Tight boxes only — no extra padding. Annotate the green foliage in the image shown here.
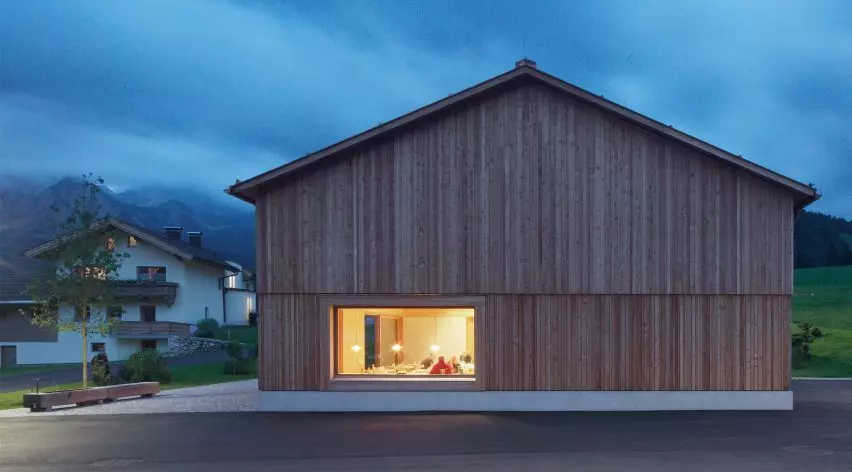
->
[224,341,243,359]
[195,318,220,338]
[24,174,128,337]
[792,266,852,377]
[22,174,128,388]
[795,211,852,268]
[223,341,254,375]
[91,352,112,386]
[791,321,824,365]
[223,357,255,375]
[118,349,172,384]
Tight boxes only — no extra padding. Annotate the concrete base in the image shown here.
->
[258,390,793,412]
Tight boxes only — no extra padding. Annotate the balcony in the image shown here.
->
[111,321,191,339]
[112,281,179,306]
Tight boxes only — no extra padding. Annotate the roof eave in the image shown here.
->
[24,218,195,261]
[227,64,816,202]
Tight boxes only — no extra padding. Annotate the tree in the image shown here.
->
[23,174,127,388]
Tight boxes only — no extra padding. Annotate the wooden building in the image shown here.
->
[228,59,818,411]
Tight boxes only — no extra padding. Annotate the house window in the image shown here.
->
[108,306,123,321]
[136,266,166,282]
[106,237,116,251]
[140,305,156,322]
[335,307,475,378]
[225,275,236,289]
[128,236,138,248]
[140,339,157,350]
[91,342,105,352]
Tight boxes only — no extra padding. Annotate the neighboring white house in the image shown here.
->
[0,218,256,366]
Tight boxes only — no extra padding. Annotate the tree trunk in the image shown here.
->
[81,316,88,389]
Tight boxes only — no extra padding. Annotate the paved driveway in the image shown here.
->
[0,380,851,471]
[0,379,257,416]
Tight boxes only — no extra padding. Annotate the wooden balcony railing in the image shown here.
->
[112,281,179,306]
[110,321,191,338]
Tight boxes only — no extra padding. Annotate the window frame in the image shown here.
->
[136,266,167,282]
[322,295,483,388]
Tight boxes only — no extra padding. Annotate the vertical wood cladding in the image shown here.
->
[255,81,795,392]
[256,83,794,296]
[479,294,789,391]
[259,293,789,392]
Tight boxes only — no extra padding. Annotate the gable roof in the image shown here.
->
[24,217,239,272]
[0,267,35,303]
[227,59,819,210]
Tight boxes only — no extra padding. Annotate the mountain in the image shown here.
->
[1,176,849,284]
[0,177,255,280]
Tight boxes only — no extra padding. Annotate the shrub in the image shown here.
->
[222,340,254,375]
[223,357,255,375]
[118,349,172,384]
[195,318,220,338]
[224,341,244,359]
[792,321,824,365]
[91,352,112,386]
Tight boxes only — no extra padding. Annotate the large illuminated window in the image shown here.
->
[336,307,475,378]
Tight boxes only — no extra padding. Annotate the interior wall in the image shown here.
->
[339,310,365,374]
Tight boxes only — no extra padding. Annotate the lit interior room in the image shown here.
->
[336,307,475,377]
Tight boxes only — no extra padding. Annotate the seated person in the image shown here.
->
[420,354,435,369]
[448,356,460,373]
[429,356,452,375]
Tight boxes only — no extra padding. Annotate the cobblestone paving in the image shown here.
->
[0,380,257,417]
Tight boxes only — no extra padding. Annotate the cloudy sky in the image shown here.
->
[0,1,850,215]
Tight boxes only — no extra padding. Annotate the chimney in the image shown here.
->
[164,226,183,240]
[515,58,537,69]
[187,231,203,247]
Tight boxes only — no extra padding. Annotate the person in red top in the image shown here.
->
[429,356,452,375]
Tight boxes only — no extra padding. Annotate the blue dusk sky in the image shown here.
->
[0,1,850,215]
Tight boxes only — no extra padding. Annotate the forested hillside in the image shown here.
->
[795,211,852,268]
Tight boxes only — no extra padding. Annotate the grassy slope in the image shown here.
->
[793,266,852,377]
[214,326,257,345]
[0,361,256,410]
[0,363,78,378]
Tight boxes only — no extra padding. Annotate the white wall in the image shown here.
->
[225,290,256,326]
[116,229,226,325]
[4,230,231,365]
[258,391,795,412]
[402,317,468,364]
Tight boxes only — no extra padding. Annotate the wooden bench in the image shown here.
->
[22,382,159,412]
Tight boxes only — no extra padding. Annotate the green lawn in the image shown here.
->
[0,361,256,411]
[793,266,852,377]
[214,326,257,345]
[0,364,77,378]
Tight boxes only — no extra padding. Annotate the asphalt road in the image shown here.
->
[0,381,850,471]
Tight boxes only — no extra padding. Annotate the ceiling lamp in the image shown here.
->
[351,344,362,352]
[430,344,440,353]
[391,343,402,352]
